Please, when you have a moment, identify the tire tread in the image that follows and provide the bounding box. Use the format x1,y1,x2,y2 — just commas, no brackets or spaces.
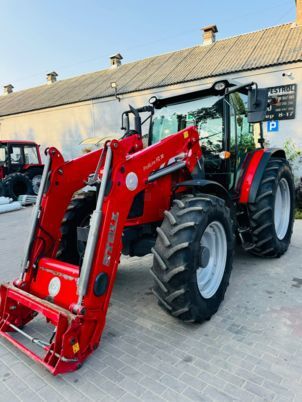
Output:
151,193,233,323
247,158,294,257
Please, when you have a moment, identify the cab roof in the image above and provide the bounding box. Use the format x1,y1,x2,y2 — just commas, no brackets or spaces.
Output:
0,140,38,145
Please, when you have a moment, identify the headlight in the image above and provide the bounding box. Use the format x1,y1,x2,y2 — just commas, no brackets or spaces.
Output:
219,151,231,160
214,81,226,91
149,96,158,105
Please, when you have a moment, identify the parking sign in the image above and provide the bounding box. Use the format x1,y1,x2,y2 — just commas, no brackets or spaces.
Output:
267,120,279,132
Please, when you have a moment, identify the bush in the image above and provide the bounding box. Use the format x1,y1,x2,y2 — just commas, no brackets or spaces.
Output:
295,209,302,220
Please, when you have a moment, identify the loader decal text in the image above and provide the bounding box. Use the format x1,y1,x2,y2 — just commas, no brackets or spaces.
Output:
103,212,119,266
143,154,164,171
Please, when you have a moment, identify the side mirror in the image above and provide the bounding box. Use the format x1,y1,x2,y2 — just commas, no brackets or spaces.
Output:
247,88,268,123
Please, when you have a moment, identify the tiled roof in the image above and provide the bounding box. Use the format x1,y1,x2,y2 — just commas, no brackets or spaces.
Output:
0,23,301,117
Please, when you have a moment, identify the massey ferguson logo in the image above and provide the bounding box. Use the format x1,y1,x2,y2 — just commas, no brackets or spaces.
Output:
103,212,119,266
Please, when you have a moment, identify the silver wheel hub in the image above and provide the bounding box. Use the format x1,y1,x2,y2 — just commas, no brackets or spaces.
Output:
274,178,291,240
32,175,42,195
196,221,227,299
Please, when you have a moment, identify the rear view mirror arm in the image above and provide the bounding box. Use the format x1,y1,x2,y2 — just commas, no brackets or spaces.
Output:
226,82,256,96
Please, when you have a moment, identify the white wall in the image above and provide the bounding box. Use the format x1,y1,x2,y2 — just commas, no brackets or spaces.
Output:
0,101,94,160
0,62,301,175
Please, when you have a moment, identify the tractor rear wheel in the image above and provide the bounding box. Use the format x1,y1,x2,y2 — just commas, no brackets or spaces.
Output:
2,173,32,200
151,194,234,323
247,158,295,257
56,191,96,265
25,167,43,195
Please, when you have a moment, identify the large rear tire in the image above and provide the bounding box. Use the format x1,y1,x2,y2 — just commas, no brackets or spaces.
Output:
25,167,43,195
247,158,295,257
151,194,234,323
56,191,96,264
2,173,32,200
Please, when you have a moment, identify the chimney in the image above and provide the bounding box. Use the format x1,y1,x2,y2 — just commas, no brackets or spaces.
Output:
3,84,14,95
296,0,302,25
110,53,123,68
202,25,218,45
46,71,58,84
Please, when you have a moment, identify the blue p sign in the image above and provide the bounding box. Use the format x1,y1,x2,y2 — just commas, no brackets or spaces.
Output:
267,121,279,132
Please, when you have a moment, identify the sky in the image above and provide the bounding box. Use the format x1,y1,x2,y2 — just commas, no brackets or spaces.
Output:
0,0,296,91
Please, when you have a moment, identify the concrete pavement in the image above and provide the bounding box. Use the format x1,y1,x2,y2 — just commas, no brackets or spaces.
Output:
0,207,301,401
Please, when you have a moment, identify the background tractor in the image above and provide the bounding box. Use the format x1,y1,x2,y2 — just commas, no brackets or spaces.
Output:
0,140,44,199
0,80,295,374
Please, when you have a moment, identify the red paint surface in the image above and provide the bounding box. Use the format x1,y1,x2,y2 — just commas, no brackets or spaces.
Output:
0,127,202,374
239,149,264,203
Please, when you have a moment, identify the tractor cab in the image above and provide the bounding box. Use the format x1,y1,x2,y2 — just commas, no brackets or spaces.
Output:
148,80,268,191
120,80,268,193
0,140,43,197
0,141,41,177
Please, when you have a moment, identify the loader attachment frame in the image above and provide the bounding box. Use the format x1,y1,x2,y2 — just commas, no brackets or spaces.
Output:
0,127,201,374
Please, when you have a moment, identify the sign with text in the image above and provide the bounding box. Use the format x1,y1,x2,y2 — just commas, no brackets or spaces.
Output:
265,84,297,121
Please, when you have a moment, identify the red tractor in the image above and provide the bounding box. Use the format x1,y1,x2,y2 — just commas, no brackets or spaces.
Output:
0,80,295,374
0,140,44,199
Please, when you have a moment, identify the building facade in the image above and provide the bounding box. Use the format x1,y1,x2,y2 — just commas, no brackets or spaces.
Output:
0,7,302,178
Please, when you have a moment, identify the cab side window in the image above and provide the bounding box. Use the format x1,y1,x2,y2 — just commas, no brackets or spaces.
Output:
10,146,24,164
0,146,6,165
230,92,256,159
24,146,39,164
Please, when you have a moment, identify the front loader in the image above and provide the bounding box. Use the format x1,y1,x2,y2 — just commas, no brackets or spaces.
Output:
0,80,295,374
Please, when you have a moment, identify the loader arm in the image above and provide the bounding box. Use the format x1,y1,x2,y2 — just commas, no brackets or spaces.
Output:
0,126,201,375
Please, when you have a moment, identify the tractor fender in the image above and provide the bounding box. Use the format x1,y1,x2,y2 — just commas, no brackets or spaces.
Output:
175,179,233,209
238,148,286,204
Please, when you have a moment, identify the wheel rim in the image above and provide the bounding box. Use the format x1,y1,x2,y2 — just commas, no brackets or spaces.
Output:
196,221,227,299
32,175,42,195
274,178,291,240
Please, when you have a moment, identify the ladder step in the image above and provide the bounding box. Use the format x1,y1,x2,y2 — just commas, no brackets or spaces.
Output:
238,227,250,234
242,242,256,251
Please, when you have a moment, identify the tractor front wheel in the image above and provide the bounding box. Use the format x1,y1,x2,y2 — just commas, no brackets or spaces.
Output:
25,167,43,195
247,158,295,257
2,173,32,200
151,194,234,323
56,191,96,265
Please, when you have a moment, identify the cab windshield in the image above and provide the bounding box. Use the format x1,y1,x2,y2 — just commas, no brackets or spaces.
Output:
150,91,256,189
150,96,223,154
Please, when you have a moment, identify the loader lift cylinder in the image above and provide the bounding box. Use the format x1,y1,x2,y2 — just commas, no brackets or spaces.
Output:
76,144,113,309
20,151,52,280
88,142,107,185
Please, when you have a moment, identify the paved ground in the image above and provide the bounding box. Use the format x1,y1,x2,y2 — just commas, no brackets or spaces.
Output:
0,207,301,402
